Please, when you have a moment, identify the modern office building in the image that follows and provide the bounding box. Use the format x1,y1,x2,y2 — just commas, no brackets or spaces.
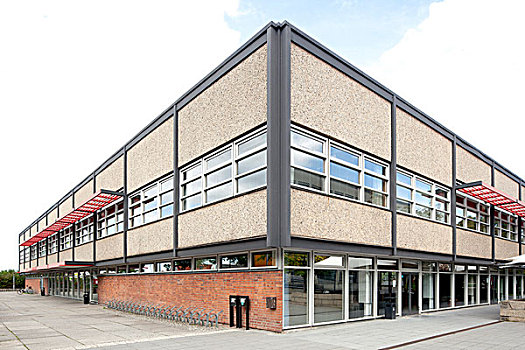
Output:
18,22,525,332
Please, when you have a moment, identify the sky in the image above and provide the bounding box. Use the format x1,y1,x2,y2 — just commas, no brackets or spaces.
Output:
1,0,525,269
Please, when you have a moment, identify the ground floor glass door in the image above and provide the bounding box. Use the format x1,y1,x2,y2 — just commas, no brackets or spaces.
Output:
490,275,498,304
378,271,397,316
401,273,419,315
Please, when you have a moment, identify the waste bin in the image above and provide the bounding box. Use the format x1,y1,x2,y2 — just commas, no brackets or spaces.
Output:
83,293,90,304
41,287,45,296
385,302,396,319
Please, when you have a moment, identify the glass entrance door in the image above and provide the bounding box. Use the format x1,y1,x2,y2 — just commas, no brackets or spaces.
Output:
402,273,419,315
378,271,397,316
490,275,498,304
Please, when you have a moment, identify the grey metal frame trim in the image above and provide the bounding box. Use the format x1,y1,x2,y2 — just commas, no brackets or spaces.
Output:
173,106,179,257
291,237,393,256
390,95,397,255
452,135,457,260
123,146,128,263
266,24,291,248
126,251,173,263
491,162,496,262
96,258,125,267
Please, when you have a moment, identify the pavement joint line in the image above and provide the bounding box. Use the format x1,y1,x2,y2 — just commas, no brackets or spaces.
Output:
378,320,503,350
2,322,29,350
73,328,238,349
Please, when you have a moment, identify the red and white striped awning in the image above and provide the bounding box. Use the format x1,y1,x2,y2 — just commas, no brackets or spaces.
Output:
21,190,123,246
457,181,525,217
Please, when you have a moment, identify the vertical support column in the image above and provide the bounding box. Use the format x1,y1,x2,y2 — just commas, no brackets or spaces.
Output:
57,206,60,262
266,24,291,248
123,146,128,263
490,161,495,263
72,193,76,261
93,174,97,263
45,216,49,265
451,136,457,261
173,106,179,257
390,95,397,256
519,183,522,255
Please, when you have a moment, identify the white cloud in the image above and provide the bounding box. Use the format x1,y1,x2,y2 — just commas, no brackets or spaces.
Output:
0,0,241,269
366,0,525,176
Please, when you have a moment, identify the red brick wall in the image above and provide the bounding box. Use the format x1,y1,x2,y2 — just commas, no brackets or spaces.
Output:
25,277,48,295
98,270,283,332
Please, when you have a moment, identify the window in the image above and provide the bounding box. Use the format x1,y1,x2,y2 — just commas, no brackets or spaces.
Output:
48,234,57,254
24,247,30,262
60,226,73,250
38,241,46,258
156,261,172,272
180,129,267,212
97,200,124,239
456,194,489,234
30,245,37,260
251,251,276,268
129,175,174,228
396,170,450,223
194,257,217,270
75,216,94,245
291,127,389,208
174,259,192,271
19,249,24,264
141,263,155,273
220,254,248,269
495,209,518,241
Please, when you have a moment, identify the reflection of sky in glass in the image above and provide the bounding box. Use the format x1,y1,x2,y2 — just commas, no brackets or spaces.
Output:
291,131,323,153
238,169,266,193
206,165,231,187
183,163,201,180
292,149,324,172
183,193,201,210
365,159,385,175
397,185,411,200
365,174,384,191
416,179,432,192
183,178,201,196
330,162,359,183
239,133,266,155
314,255,344,267
206,182,232,203
397,172,411,185
205,149,231,170
237,150,266,175
330,146,358,165
415,192,432,206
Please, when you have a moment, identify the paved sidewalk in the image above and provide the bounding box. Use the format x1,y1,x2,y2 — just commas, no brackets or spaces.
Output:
2,292,524,349
0,292,226,350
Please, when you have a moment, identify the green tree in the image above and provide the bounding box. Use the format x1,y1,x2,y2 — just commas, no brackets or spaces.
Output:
0,270,25,289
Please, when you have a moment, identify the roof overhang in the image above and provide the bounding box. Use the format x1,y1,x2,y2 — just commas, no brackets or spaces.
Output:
457,181,525,217
21,190,123,247
20,261,93,274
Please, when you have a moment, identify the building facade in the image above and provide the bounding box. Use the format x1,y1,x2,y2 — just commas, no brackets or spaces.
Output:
18,22,525,332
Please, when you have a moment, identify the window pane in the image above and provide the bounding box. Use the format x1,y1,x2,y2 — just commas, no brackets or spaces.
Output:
456,207,465,217
206,165,231,188
251,251,276,267
144,209,158,223
292,149,324,173
364,159,385,176
314,255,344,267
182,178,202,197
237,169,266,193
161,191,173,205
284,269,309,327
330,179,359,200
161,178,173,192
291,167,324,191
206,182,232,203
348,257,373,270
466,210,477,220
238,132,266,155
330,162,359,183
467,220,477,230
284,251,309,267
156,261,172,272
314,270,344,323
365,189,387,207
160,204,173,218
364,174,386,191
416,179,432,193
143,198,157,211
330,146,358,166
205,149,231,170
237,150,266,175
182,193,201,211
195,257,217,270
183,164,201,181
397,172,411,186
415,205,431,218
144,186,157,199
291,131,323,153
436,211,448,223
435,199,448,211
415,192,432,206
397,185,411,200
130,216,142,227
174,259,192,271
397,200,411,213
435,188,448,198
220,254,248,269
